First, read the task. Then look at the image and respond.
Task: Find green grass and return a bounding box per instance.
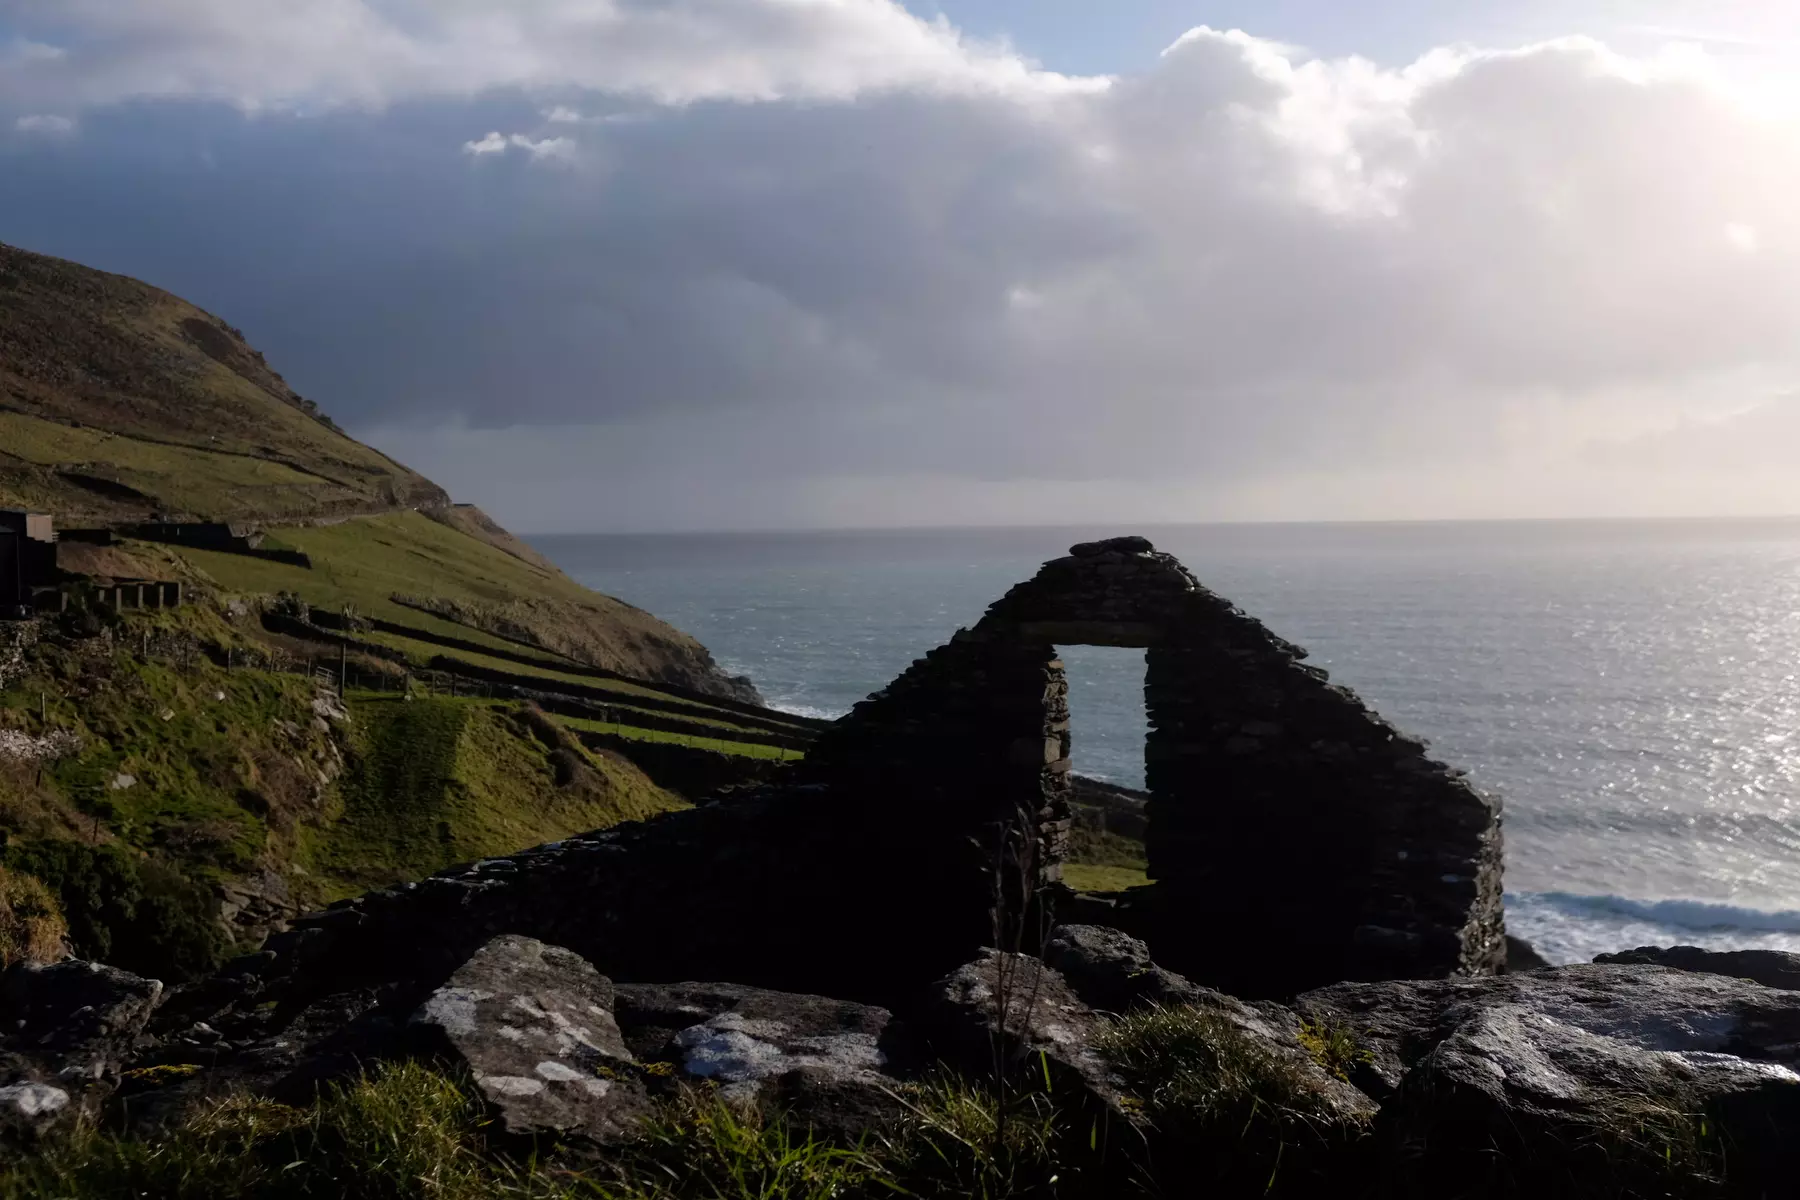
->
[363,629,718,707]
[0,411,337,517]
[0,610,325,885]
[1096,1004,1373,1194]
[1059,863,1150,894]
[1,1062,1083,1200]
[1,1061,526,1200]
[553,713,807,761]
[167,511,744,712]
[0,1031,1739,1199]
[2,604,687,971]
[0,239,440,521]
[303,697,685,900]
[1063,825,1149,895]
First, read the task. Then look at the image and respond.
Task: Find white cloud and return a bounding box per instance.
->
[510,133,574,161]
[462,130,575,160]
[0,0,1096,113]
[12,112,74,135]
[461,130,508,155]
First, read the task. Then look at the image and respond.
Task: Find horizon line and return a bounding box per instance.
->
[513,512,1800,539]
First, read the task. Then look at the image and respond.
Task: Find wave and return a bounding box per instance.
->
[767,700,846,721]
[1510,891,1800,935]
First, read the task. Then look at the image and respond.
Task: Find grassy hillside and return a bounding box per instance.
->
[0,600,687,978]
[0,241,445,523]
[1,238,763,702]
[0,241,822,983]
[305,696,683,900]
[161,510,759,698]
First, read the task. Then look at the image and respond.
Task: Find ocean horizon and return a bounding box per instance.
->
[533,517,1800,967]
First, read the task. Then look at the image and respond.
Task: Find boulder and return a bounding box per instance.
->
[0,960,164,1083]
[613,981,908,1136]
[114,986,408,1133]
[1042,923,1205,1012]
[0,960,163,1137]
[1503,934,1551,972]
[920,950,1128,1116]
[1042,926,1376,1124]
[410,935,648,1143]
[1594,945,1800,991]
[1298,964,1800,1195]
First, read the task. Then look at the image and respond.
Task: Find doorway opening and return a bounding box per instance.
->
[1056,645,1151,896]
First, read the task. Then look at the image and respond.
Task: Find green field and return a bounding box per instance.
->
[0,412,325,487]
[1061,862,1151,893]
[303,696,685,900]
[553,712,808,761]
[1063,824,1151,894]
[166,511,746,710]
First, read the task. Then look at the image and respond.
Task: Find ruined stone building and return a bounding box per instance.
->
[799,535,1506,997]
[243,536,1504,1010]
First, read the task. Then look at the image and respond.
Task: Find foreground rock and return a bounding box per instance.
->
[82,920,1800,1196]
[921,948,1132,1120]
[1299,964,1800,1194]
[1044,925,1377,1123]
[1595,945,1800,991]
[0,960,162,1137]
[614,981,908,1136]
[411,935,647,1142]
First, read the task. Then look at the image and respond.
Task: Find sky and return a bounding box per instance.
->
[2,2,1800,532]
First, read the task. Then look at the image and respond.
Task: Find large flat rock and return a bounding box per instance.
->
[411,935,647,1142]
[613,980,907,1136]
[1298,964,1800,1194]
[1594,945,1800,991]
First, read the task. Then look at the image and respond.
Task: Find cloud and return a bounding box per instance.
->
[11,112,73,135]
[1,9,1798,528]
[0,0,1093,112]
[461,129,573,160]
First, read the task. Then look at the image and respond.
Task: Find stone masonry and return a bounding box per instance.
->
[205,536,1503,1014]
[790,534,1505,996]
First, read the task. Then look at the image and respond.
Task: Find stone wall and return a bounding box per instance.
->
[802,534,1505,996]
[214,535,1503,1012]
[797,634,1073,958]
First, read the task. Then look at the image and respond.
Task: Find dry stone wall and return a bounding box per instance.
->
[214,536,1503,1012]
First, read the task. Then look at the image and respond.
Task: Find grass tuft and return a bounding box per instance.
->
[0,862,66,967]
[1097,1004,1370,1193]
[1295,1019,1372,1083]
[1,1061,515,1199]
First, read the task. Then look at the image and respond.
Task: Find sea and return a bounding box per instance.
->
[534,520,1800,967]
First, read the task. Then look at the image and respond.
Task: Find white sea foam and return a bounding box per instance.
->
[1507,892,1800,965]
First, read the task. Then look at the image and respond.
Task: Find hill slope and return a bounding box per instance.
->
[0,242,820,982]
[0,239,755,702]
[0,241,445,523]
